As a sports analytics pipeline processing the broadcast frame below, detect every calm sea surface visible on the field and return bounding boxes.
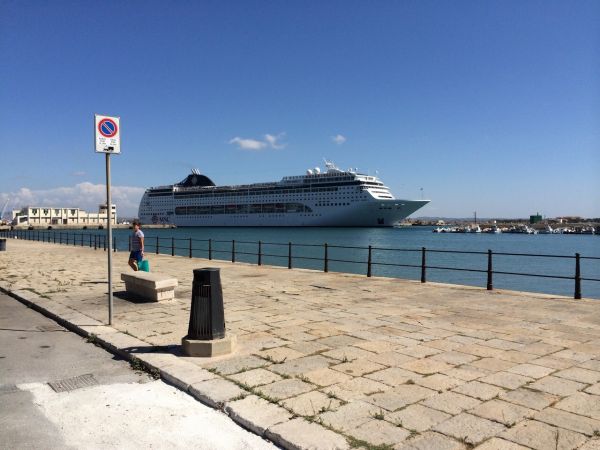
[93,226,599,299]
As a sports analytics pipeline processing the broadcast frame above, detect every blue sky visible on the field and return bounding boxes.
[1,0,599,218]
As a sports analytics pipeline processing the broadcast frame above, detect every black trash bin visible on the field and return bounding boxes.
[0,238,6,251]
[187,268,226,340]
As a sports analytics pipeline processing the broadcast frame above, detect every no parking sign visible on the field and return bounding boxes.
[94,112,121,325]
[95,114,120,153]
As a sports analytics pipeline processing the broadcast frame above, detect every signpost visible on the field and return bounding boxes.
[95,114,120,325]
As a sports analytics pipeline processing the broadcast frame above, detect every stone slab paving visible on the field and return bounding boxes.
[2,238,600,449]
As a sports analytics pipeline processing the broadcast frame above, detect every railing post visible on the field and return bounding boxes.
[208,239,212,260]
[574,253,581,299]
[258,241,262,265]
[128,236,131,251]
[94,235,97,250]
[54,232,56,244]
[288,242,292,269]
[113,237,116,252]
[156,236,159,254]
[324,243,328,272]
[103,235,106,251]
[171,237,175,256]
[189,238,192,258]
[81,234,84,247]
[487,249,493,291]
[367,245,372,277]
[232,240,236,263]
[421,247,426,283]
[89,234,92,248]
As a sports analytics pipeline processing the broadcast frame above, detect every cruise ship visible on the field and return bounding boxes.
[138,162,429,227]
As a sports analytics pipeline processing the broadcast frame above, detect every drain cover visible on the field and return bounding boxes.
[37,324,65,332]
[48,374,98,392]
[0,384,19,395]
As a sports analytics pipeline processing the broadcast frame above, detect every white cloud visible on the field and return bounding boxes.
[0,182,146,219]
[72,171,86,176]
[332,134,347,145]
[264,133,286,149]
[228,137,267,151]
[229,132,286,151]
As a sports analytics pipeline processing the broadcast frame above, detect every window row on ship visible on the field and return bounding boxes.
[174,202,314,215]
[147,181,384,198]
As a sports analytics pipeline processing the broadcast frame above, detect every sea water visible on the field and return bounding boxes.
[91,226,600,299]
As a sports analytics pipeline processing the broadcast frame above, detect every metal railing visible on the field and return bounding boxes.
[2,229,599,299]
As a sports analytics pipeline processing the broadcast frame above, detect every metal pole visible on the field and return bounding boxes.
[574,253,581,299]
[367,245,372,277]
[421,247,426,283]
[156,236,159,254]
[288,242,292,269]
[487,249,493,291]
[258,240,262,265]
[171,237,175,256]
[105,153,113,325]
[208,238,212,260]
[189,238,192,258]
[232,240,235,263]
[324,243,328,272]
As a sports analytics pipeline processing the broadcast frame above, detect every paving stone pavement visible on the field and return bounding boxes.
[2,238,600,449]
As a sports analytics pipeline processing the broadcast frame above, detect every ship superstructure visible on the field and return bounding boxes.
[138,162,429,227]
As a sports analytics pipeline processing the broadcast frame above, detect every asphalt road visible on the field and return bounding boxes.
[0,293,275,449]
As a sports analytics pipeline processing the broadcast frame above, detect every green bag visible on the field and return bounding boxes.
[138,259,150,272]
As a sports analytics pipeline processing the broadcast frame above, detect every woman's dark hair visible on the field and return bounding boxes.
[132,219,141,227]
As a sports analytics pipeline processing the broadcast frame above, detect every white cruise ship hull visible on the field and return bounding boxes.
[142,199,427,227]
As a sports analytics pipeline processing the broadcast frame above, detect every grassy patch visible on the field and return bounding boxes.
[346,438,394,450]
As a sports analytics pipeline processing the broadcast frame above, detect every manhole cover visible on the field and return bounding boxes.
[0,384,19,395]
[37,324,65,332]
[48,374,98,392]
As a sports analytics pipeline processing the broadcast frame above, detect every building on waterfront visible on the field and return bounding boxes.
[11,204,117,226]
[529,213,543,224]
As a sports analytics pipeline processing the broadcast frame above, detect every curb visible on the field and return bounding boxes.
[0,283,349,450]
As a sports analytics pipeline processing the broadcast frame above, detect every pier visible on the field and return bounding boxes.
[1,238,600,449]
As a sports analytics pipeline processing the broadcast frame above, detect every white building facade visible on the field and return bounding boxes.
[12,204,117,226]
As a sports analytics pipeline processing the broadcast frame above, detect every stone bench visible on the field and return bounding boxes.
[120,272,178,302]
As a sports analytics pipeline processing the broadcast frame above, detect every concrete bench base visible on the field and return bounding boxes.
[121,272,178,302]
